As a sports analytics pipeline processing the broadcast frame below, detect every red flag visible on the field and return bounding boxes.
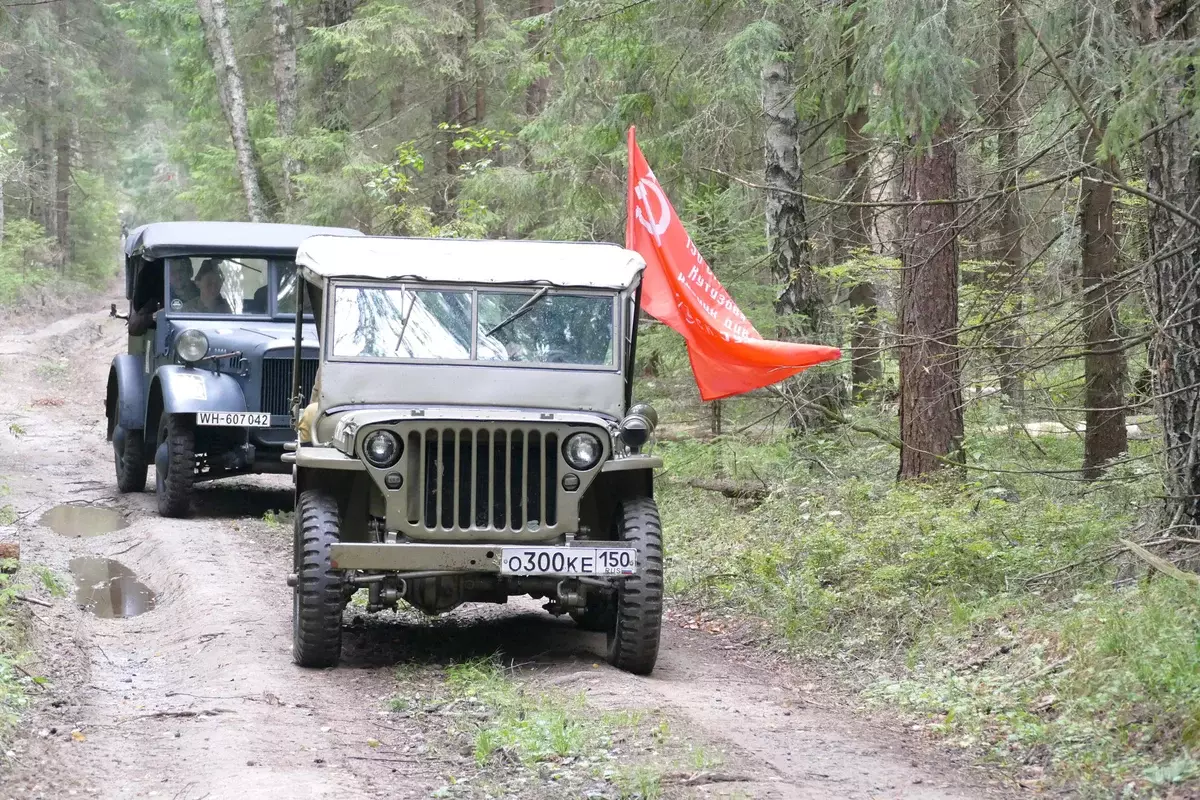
[625,127,841,401]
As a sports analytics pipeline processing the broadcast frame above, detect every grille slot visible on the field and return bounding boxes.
[405,426,559,533]
[261,357,318,417]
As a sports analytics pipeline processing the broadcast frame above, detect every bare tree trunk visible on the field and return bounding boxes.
[763,43,840,426]
[474,0,486,124]
[1080,129,1127,479]
[195,0,269,222]
[270,0,299,206]
[54,122,69,261]
[318,0,353,132]
[52,0,69,261]
[898,125,964,479]
[525,0,553,116]
[0,179,6,246]
[1137,0,1200,527]
[834,3,882,399]
[991,0,1025,408]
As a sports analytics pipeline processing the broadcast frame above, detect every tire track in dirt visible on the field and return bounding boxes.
[0,297,1019,799]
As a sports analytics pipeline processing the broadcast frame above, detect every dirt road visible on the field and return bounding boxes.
[0,297,1018,799]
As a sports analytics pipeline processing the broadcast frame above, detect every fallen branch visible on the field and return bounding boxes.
[664,771,756,786]
[684,478,771,501]
[1120,538,1200,587]
[15,594,52,608]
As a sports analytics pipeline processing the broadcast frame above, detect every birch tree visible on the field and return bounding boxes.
[195,0,268,222]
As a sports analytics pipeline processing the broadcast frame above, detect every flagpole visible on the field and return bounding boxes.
[624,127,640,412]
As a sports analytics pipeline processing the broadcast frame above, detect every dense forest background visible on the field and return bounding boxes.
[2,0,1200,792]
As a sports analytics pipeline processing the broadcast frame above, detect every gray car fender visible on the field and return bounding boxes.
[150,365,249,424]
[107,354,146,439]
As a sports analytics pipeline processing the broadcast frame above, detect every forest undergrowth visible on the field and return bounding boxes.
[654,388,1198,797]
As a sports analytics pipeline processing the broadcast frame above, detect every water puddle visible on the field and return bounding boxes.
[69,557,156,618]
[40,505,128,537]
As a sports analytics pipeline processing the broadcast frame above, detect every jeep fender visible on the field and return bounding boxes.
[106,354,145,440]
[145,365,249,439]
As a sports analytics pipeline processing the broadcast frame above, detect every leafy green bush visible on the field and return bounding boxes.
[0,220,57,304]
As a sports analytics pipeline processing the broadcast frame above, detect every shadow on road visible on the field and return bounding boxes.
[340,605,604,669]
[190,481,293,520]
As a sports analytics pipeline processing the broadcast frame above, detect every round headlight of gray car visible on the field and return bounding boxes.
[176,329,209,364]
[563,432,603,470]
[362,430,402,468]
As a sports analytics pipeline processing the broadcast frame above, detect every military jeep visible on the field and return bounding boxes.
[105,221,361,517]
[284,235,664,674]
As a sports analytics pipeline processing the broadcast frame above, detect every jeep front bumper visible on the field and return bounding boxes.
[328,542,632,573]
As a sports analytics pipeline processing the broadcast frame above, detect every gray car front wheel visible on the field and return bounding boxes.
[605,496,664,675]
[155,414,194,517]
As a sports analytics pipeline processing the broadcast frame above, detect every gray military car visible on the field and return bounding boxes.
[284,235,664,674]
[106,221,361,517]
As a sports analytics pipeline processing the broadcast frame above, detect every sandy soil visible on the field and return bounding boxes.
[0,295,1023,799]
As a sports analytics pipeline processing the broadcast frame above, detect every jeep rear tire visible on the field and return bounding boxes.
[155,414,194,518]
[292,489,346,668]
[605,496,663,675]
[113,426,147,493]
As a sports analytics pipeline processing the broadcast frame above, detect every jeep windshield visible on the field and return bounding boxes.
[330,284,615,367]
[166,256,310,316]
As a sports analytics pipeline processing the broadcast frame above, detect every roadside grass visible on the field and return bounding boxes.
[655,402,1197,795]
[389,656,688,799]
[0,561,34,746]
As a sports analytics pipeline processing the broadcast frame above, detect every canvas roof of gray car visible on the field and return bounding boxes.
[126,221,363,259]
[295,235,646,290]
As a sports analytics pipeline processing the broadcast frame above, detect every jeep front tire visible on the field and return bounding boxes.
[605,496,663,675]
[155,414,194,517]
[292,488,346,668]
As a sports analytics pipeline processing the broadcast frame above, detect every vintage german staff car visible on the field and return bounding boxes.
[106,221,361,517]
[284,236,664,674]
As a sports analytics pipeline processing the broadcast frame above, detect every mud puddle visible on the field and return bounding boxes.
[40,504,128,537]
[69,557,156,618]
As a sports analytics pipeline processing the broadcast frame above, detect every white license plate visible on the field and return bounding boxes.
[196,411,272,427]
[500,546,636,576]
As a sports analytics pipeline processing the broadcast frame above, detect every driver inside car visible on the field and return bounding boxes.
[182,259,234,315]
[128,260,200,335]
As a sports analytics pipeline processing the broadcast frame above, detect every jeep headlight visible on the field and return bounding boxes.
[176,329,209,364]
[563,432,602,470]
[619,403,658,450]
[362,430,402,468]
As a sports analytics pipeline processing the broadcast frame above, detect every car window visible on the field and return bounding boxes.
[331,286,473,359]
[167,256,270,316]
[276,262,311,315]
[476,292,614,366]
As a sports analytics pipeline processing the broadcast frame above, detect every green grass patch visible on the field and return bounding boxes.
[657,408,1194,794]
[393,656,672,799]
[0,564,34,742]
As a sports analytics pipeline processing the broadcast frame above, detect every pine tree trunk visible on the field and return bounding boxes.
[991,0,1025,408]
[1080,132,1127,479]
[834,5,882,399]
[270,0,299,206]
[763,48,840,425]
[1138,0,1200,526]
[0,178,6,246]
[318,0,353,131]
[525,0,553,116]
[54,122,69,261]
[898,125,964,479]
[474,0,486,124]
[195,0,269,222]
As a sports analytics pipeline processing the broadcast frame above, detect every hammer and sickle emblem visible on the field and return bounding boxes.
[635,174,671,246]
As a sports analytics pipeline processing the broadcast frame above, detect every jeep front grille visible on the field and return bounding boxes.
[404,428,560,533]
[261,357,318,418]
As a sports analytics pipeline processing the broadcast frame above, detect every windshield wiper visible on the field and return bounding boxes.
[485,287,549,337]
